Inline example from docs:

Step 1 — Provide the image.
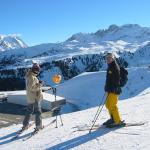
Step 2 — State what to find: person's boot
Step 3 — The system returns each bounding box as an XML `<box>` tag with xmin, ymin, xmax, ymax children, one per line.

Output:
<box><xmin>103</xmin><ymin>116</ymin><xmax>114</xmax><ymax>125</ymax></box>
<box><xmin>33</xmin><ymin>125</ymin><xmax>44</xmax><ymax>134</ymax></box>
<box><xmin>19</xmin><ymin>125</ymin><xmax>29</xmax><ymax>133</ymax></box>
<box><xmin>106</xmin><ymin>120</ymin><xmax>125</xmax><ymax>128</ymax></box>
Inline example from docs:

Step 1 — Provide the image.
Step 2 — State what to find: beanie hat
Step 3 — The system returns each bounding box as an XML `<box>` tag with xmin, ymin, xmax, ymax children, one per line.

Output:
<box><xmin>32</xmin><ymin>63</ymin><xmax>40</xmax><ymax>74</ymax></box>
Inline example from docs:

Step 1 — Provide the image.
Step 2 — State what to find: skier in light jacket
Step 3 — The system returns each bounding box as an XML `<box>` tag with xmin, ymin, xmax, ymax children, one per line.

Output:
<box><xmin>22</xmin><ymin>63</ymin><xmax>43</xmax><ymax>131</ymax></box>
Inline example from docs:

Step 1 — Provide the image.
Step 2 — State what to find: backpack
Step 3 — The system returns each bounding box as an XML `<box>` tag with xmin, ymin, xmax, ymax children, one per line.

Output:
<box><xmin>120</xmin><ymin>67</ymin><xmax>128</xmax><ymax>87</ymax></box>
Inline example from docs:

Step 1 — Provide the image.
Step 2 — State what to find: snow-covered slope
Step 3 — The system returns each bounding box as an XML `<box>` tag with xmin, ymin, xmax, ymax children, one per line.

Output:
<box><xmin>0</xmin><ymin>87</ymin><xmax>149</xmax><ymax>150</ymax></box>
<box><xmin>55</xmin><ymin>67</ymin><xmax>150</xmax><ymax>109</ymax></box>
<box><xmin>0</xmin><ymin>34</ymin><xmax>27</xmax><ymax>51</ymax></box>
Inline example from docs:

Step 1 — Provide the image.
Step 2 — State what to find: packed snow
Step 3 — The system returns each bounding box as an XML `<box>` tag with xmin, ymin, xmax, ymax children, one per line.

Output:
<box><xmin>0</xmin><ymin>67</ymin><xmax>150</xmax><ymax>150</ymax></box>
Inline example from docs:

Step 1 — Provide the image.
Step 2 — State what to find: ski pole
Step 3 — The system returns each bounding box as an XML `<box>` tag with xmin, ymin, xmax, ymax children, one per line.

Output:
<box><xmin>92</xmin><ymin>93</ymin><xmax>106</xmax><ymax>123</ymax></box>
<box><xmin>59</xmin><ymin>114</ymin><xmax>63</xmax><ymax>126</ymax></box>
<box><xmin>46</xmin><ymin>83</ymin><xmax>63</xmax><ymax>127</ymax></box>
<box><xmin>89</xmin><ymin>93</ymin><xmax>108</xmax><ymax>133</ymax></box>
<box><xmin>52</xmin><ymin>87</ymin><xmax>64</xmax><ymax>127</ymax></box>
<box><xmin>53</xmin><ymin>87</ymin><xmax>57</xmax><ymax>128</ymax></box>
<box><xmin>89</xmin><ymin>103</ymin><xmax>105</xmax><ymax>133</ymax></box>
<box><xmin>55</xmin><ymin>115</ymin><xmax>58</xmax><ymax>128</ymax></box>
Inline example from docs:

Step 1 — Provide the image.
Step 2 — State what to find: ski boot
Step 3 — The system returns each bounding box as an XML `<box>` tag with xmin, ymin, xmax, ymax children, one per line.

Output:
<box><xmin>106</xmin><ymin>120</ymin><xmax>126</xmax><ymax>128</ymax></box>
<box><xmin>103</xmin><ymin>118</ymin><xmax>114</xmax><ymax>126</ymax></box>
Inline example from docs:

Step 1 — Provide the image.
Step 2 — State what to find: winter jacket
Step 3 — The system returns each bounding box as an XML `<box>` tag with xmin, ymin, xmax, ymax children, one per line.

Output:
<box><xmin>26</xmin><ymin>69</ymin><xmax>43</xmax><ymax>104</ymax></box>
<box><xmin>105</xmin><ymin>60</ymin><xmax>122</xmax><ymax>95</ymax></box>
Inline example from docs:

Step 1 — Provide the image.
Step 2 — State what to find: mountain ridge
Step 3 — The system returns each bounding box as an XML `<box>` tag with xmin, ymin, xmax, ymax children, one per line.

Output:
<box><xmin>0</xmin><ymin>34</ymin><xmax>28</xmax><ymax>51</ymax></box>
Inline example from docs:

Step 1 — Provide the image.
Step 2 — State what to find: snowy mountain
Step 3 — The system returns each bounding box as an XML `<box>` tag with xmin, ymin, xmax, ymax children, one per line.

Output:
<box><xmin>68</xmin><ymin>24</ymin><xmax>150</xmax><ymax>43</ymax></box>
<box><xmin>0</xmin><ymin>69</ymin><xmax>150</xmax><ymax>150</ymax></box>
<box><xmin>1</xmin><ymin>24</ymin><xmax>150</xmax><ymax>65</ymax></box>
<box><xmin>1</xmin><ymin>24</ymin><xmax>150</xmax><ymax>91</ymax></box>
<box><xmin>0</xmin><ymin>34</ymin><xmax>27</xmax><ymax>51</ymax></box>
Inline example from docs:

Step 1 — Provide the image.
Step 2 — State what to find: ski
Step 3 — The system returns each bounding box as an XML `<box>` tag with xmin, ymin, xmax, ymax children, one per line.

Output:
<box><xmin>11</xmin><ymin>122</ymin><xmax>34</xmax><ymax>140</ymax></box>
<box><xmin>74</xmin><ymin>122</ymin><xmax>146</xmax><ymax>132</ymax></box>
<box><xmin>22</xmin><ymin>127</ymin><xmax>42</xmax><ymax>141</ymax></box>
<box><xmin>73</xmin><ymin>124</ymin><xmax>104</xmax><ymax>132</ymax></box>
<box><xmin>22</xmin><ymin>119</ymin><xmax>56</xmax><ymax>141</ymax></box>
<box><xmin>106</xmin><ymin>122</ymin><xmax>145</xmax><ymax>128</ymax></box>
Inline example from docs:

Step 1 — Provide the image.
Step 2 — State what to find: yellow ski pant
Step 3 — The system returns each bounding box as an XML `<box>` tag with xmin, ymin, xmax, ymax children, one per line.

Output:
<box><xmin>105</xmin><ymin>93</ymin><xmax>121</xmax><ymax>124</ymax></box>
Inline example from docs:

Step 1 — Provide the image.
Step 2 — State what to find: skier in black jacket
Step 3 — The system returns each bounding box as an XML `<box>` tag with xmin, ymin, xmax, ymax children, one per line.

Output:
<box><xmin>103</xmin><ymin>52</ymin><xmax>122</xmax><ymax>126</ymax></box>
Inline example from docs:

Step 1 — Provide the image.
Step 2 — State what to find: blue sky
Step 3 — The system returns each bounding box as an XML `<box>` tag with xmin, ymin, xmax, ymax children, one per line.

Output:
<box><xmin>1</xmin><ymin>0</ymin><xmax>150</xmax><ymax>46</ymax></box>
